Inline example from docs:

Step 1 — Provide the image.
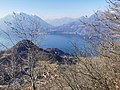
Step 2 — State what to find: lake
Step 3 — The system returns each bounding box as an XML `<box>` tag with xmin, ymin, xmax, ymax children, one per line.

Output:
<box><xmin>0</xmin><ymin>34</ymin><xmax>98</xmax><ymax>56</ymax></box>
<box><xmin>39</xmin><ymin>34</ymin><xmax>98</xmax><ymax>56</ymax></box>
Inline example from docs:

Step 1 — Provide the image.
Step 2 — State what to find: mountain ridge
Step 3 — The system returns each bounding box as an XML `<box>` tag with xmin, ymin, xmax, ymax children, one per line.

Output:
<box><xmin>0</xmin><ymin>12</ymin><xmax>53</xmax><ymax>32</ymax></box>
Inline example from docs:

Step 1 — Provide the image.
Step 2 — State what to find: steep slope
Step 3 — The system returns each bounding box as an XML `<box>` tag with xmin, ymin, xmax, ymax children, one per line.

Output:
<box><xmin>0</xmin><ymin>12</ymin><xmax>54</xmax><ymax>49</ymax></box>
<box><xmin>0</xmin><ymin>12</ymin><xmax>53</xmax><ymax>32</ymax></box>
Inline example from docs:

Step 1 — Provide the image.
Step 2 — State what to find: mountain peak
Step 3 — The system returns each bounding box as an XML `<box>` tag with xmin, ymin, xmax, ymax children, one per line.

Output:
<box><xmin>15</xmin><ymin>39</ymin><xmax>34</xmax><ymax>46</ymax></box>
<box><xmin>0</xmin><ymin>12</ymin><xmax>53</xmax><ymax>33</ymax></box>
<box><xmin>11</xmin><ymin>39</ymin><xmax>38</xmax><ymax>54</ymax></box>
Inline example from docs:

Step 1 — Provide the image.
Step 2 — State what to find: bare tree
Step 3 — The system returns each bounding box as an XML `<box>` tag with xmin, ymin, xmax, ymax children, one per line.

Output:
<box><xmin>0</xmin><ymin>0</ymin><xmax>120</xmax><ymax>90</ymax></box>
<box><xmin>52</xmin><ymin>0</ymin><xmax>120</xmax><ymax>90</ymax></box>
<box><xmin>0</xmin><ymin>12</ymin><xmax>44</xmax><ymax>90</ymax></box>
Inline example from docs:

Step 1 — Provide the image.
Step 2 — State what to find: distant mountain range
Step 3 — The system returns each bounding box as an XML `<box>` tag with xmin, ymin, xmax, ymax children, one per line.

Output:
<box><xmin>49</xmin><ymin>11</ymin><xmax>104</xmax><ymax>35</ymax></box>
<box><xmin>46</xmin><ymin>17</ymin><xmax>79</xmax><ymax>26</ymax></box>
<box><xmin>0</xmin><ymin>11</ymin><xmax>108</xmax><ymax>39</ymax></box>
<box><xmin>0</xmin><ymin>11</ymin><xmax>103</xmax><ymax>34</ymax></box>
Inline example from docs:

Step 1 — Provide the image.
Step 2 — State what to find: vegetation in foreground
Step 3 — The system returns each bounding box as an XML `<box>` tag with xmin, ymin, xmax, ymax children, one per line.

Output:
<box><xmin>0</xmin><ymin>0</ymin><xmax>120</xmax><ymax>90</ymax></box>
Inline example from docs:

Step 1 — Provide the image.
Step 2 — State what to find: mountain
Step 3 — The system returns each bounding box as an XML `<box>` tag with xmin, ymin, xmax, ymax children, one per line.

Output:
<box><xmin>0</xmin><ymin>12</ymin><xmax>53</xmax><ymax>32</ymax></box>
<box><xmin>46</xmin><ymin>17</ymin><xmax>79</xmax><ymax>26</ymax></box>
<box><xmin>49</xmin><ymin>16</ymin><xmax>90</xmax><ymax>35</ymax></box>
<box><xmin>49</xmin><ymin>11</ymin><xmax>104</xmax><ymax>36</ymax></box>
<box><xmin>0</xmin><ymin>12</ymin><xmax>54</xmax><ymax>49</ymax></box>
<box><xmin>0</xmin><ymin>39</ymin><xmax>64</xmax><ymax>84</ymax></box>
<box><xmin>0</xmin><ymin>39</ymin><xmax>64</xmax><ymax>64</ymax></box>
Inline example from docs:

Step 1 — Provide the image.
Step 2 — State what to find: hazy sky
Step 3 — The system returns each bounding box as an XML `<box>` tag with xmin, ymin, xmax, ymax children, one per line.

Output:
<box><xmin>0</xmin><ymin>0</ymin><xmax>108</xmax><ymax>19</ymax></box>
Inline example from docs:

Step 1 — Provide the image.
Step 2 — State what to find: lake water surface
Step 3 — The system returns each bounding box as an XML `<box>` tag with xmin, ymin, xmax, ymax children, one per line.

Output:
<box><xmin>39</xmin><ymin>34</ymin><xmax>97</xmax><ymax>56</ymax></box>
<box><xmin>0</xmin><ymin>34</ymin><xmax>97</xmax><ymax>56</ymax></box>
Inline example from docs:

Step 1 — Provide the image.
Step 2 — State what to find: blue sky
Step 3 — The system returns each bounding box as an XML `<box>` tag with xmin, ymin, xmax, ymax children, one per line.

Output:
<box><xmin>0</xmin><ymin>0</ymin><xmax>108</xmax><ymax>19</ymax></box>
